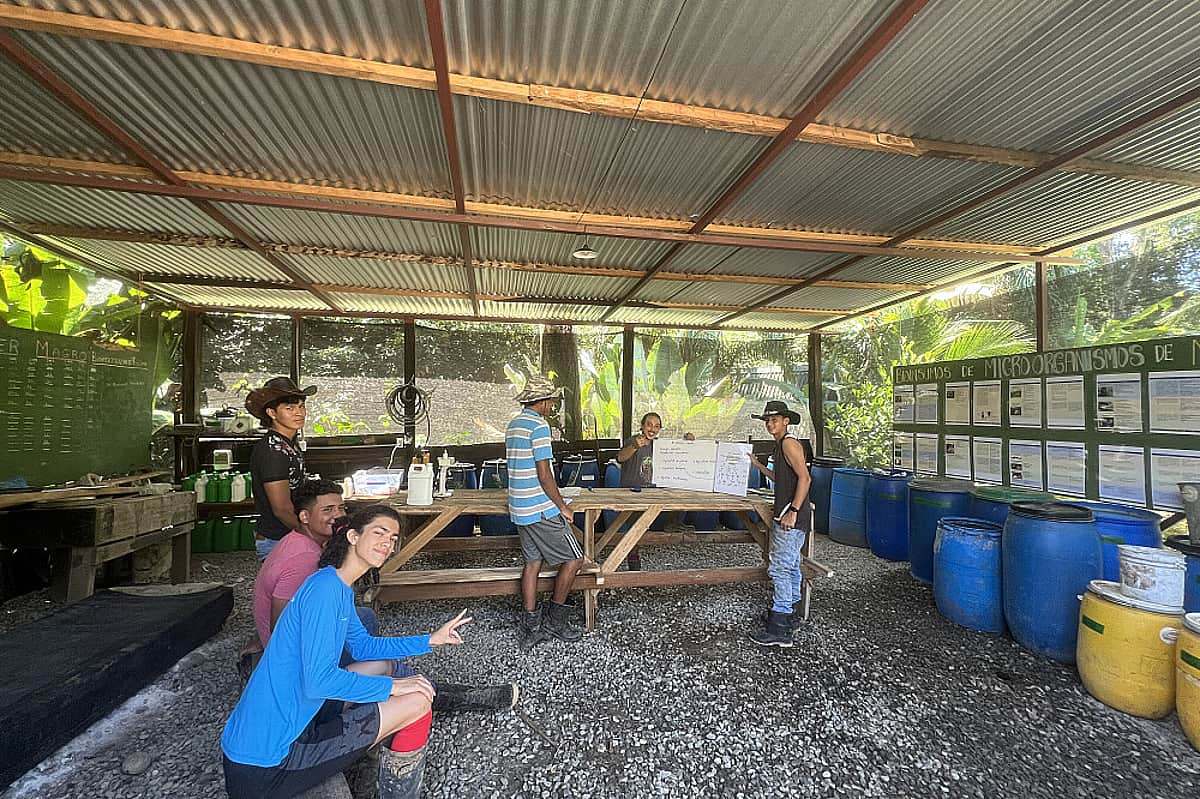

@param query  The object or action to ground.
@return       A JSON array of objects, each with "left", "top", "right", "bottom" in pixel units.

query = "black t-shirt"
[
  {"left": 772, "top": 435, "right": 811, "bottom": 532},
  {"left": 250, "top": 430, "right": 306, "bottom": 540},
  {"left": 618, "top": 436, "right": 654, "bottom": 488}
]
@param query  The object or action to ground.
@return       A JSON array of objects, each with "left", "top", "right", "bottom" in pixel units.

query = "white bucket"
[{"left": 1118, "top": 545, "right": 1186, "bottom": 608}]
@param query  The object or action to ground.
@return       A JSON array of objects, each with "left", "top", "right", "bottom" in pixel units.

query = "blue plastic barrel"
[
  {"left": 866, "top": 470, "right": 911, "bottom": 560},
  {"left": 559, "top": 455, "right": 599, "bottom": 530},
  {"left": 810, "top": 456, "right": 845, "bottom": 535},
  {"left": 721, "top": 467, "right": 763, "bottom": 530},
  {"left": 440, "top": 463, "right": 478, "bottom": 536},
  {"left": 828, "top": 468, "right": 872, "bottom": 548},
  {"left": 1003, "top": 502, "right": 1101, "bottom": 663},
  {"left": 1166, "top": 536, "right": 1200, "bottom": 613},
  {"left": 1067, "top": 501, "right": 1163, "bottom": 581},
  {"left": 479, "top": 459, "right": 516, "bottom": 536},
  {"left": 934, "top": 517, "right": 1005, "bottom": 633},
  {"left": 968, "top": 485, "right": 1054, "bottom": 527},
  {"left": 908, "top": 477, "right": 974, "bottom": 584}
]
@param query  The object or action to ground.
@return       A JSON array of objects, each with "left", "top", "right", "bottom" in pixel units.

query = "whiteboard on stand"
[{"left": 651, "top": 439, "right": 753, "bottom": 497}]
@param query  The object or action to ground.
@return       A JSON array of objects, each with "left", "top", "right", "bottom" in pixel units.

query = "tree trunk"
[{"left": 541, "top": 324, "right": 582, "bottom": 440}]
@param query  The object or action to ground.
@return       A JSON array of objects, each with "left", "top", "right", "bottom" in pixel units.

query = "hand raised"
[{"left": 430, "top": 608, "right": 472, "bottom": 646}]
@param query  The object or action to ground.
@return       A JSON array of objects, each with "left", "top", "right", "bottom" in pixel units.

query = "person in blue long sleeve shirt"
[{"left": 221, "top": 505, "right": 471, "bottom": 799}]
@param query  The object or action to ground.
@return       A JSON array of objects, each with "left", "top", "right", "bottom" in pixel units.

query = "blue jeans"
[
  {"left": 254, "top": 537, "right": 278, "bottom": 563},
  {"left": 768, "top": 523, "right": 806, "bottom": 614}
]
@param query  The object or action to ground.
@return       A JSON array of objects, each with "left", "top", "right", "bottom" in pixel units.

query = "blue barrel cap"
[{"left": 1010, "top": 501, "right": 1094, "bottom": 522}]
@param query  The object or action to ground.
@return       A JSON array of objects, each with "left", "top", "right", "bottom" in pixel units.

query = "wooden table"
[{"left": 363, "top": 488, "right": 830, "bottom": 629}]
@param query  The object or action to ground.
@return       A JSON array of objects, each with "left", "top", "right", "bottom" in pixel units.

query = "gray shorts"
[{"left": 517, "top": 513, "right": 583, "bottom": 565}]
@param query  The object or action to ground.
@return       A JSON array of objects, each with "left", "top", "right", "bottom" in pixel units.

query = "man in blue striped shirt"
[{"left": 505, "top": 374, "right": 584, "bottom": 649}]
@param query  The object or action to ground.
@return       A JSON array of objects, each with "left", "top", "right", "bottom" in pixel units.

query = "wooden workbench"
[{"left": 362, "top": 488, "right": 830, "bottom": 629}]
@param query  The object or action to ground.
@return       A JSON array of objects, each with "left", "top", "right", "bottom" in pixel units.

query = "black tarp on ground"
[{"left": 0, "top": 584, "right": 233, "bottom": 789}]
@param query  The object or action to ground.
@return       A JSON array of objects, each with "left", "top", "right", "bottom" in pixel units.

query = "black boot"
[
  {"left": 378, "top": 744, "right": 425, "bottom": 799},
  {"left": 517, "top": 606, "right": 548, "bottom": 652},
  {"left": 749, "top": 611, "right": 794, "bottom": 648},
  {"left": 761, "top": 603, "right": 802, "bottom": 630},
  {"left": 432, "top": 682, "right": 520, "bottom": 713},
  {"left": 544, "top": 600, "right": 584, "bottom": 642}
]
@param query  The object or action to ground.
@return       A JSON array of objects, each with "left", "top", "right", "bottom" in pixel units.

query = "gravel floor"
[{"left": 3, "top": 537, "right": 1198, "bottom": 798}]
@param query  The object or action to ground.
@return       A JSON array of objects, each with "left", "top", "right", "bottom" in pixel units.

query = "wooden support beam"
[
  {"left": 1, "top": 6, "right": 1195, "bottom": 189},
  {"left": 621, "top": 327, "right": 634, "bottom": 441},
  {"left": 807, "top": 332, "right": 824, "bottom": 458},
  {"left": 290, "top": 316, "right": 302, "bottom": 383},
  {"left": 1034, "top": 260, "right": 1049, "bottom": 352},
  {"left": 181, "top": 309, "right": 201, "bottom": 425},
  {"left": 402, "top": 319, "right": 416, "bottom": 447}
]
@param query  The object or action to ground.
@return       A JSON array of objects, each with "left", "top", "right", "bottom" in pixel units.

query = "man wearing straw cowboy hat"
[
  {"left": 505, "top": 374, "right": 585, "bottom": 650},
  {"left": 246, "top": 377, "right": 317, "bottom": 563}
]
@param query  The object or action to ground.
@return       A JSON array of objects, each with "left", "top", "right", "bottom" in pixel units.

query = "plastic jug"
[
  {"left": 231, "top": 473, "right": 247, "bottom": 503},
  {"left": 194, "top": 472, "right": 209, "bottom": 503},
  {"left": 407, "top": 463, "right": 434, "bottom": 506}
]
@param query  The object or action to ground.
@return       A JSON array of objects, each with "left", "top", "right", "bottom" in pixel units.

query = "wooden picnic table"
[{"left": 361, "top": 488, "right": 831, "bottom": 630}]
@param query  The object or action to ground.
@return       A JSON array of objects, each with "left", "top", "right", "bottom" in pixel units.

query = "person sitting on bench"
[{"left": 223, "top": 505, "right": 480, "bottom": 799}]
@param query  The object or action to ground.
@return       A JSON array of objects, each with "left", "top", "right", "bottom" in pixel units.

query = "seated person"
[
  {"left": 223, "top": 506, "right": 474, "bottom": 799},
  {"left": 614, "top": 413, "right": 697, "bottom": 565}
]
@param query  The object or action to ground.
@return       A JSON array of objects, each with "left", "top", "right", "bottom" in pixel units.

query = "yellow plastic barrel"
[
  {"left": 1179, "top": 613, "right": 1200, "bottom": 751},
  {"left": 1076, "top": 580, "right": 1182, "bottom": 720}
]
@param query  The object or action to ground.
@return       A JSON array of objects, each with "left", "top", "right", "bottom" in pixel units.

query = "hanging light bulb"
[{"left": 571, "top": 237, "right": 598, "bottom": 260}]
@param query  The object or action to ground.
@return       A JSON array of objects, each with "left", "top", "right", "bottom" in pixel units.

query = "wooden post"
[
  {"left": 621, "top": 326, "right": 634, "bottom": 441},
  {"left": 808, "top": 332, "right": 824, "bottom": 457},
  {"left": 290, "top": 316, "right": 302, "bottom": 382},
  {"left": 403, "top": 319, "right": 417, "bottom": 447},
  {"left": 181, "top": 310, "right": 202, "bottom": 424},
  {"left": 1034, "top": 260, "right": 1049, "bottom": 352}
]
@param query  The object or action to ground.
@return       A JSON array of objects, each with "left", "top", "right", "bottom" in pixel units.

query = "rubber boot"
[
  {"left": 749, "top": 611, "right": 794, "bottom": 648},
  {"left": 432, "top": 682, "right": 520, "bottom": 713},
  {"left": 544, "top": 600, "right": 584, "bottom": 642},
  {"left": 761, "top": 603, "right": 802, "bottom": 630},
  {"left": 517, "top": 606, "right": 548, "bottom": 652},
  {"left": 344, "top": 745, "right": 379, "bottom": 799},
  {"left": 378, "top": 744, "right": 425, "bottom": 799}
]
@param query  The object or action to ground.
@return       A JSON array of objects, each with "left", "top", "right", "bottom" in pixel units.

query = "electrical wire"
[{"left": 384, "top": 380, "right": 431, "bottom": 468}]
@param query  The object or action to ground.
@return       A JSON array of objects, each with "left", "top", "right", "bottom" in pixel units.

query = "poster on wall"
[
  {"left": 1149, "top": 371, "right": 1200, "bottom": 434},
  {"left": 893, "top": 433, "right": 915, "bottom": 471},
  {"left": 944, "top": 435, "right": 971, "bottom": 479},
  {"left": 1008, "top": 440, "right": 1044, "bottom": 490},
  {"left": 944, "top": 382, "right": 970, "bottom": 424},
  {"left": 1149, "top": 448, "right": 1200, "bottom": 510},
  {"left": 1046, "top": 376, "right": 1085, "bottom": 429},
  {"left": 1098, "top": 445, "right": 1146, "bottom": 505},
  {"left": 1046, "top": 441, "right": 1087, "bottom": 495},
  {"left": 972, "top": 381, "right": 1002, "bottom": 426},
  {"left": 916, "top": 384, "right": 939, "bottom": 424},
  {"left": 893, "top": 385, "right": 915, "bottom": 422},
  {"left": 972, "top": 437, "right": 1003, "bottom": 483},
  {"left": 1095, "top": 373, "right": 1143, "bottom": 433},
  {"left": 1008, "top": 378, "right": 1043, "bottom": 428},
  {"left": 916, "top": 433, "right": 939, "bottom": 476}
]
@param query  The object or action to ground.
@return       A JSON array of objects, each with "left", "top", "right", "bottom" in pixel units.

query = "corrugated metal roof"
[
  {"left": 821, "top": 0, "right": 1200, "bottom": 154},
  {"left": 475, "top": 268, "right": 634, "bottom": 301},
  {"left": 666, "top": 245, "right": 842, "bottom": 278},
  {"left": 214, "top": 202, "right": 461, "bottom": 253},
  {"left": 470, "top": 226, "right": 669, "bottom": 270},
  {"left": 771, "top": 285, "right": 906, "bottom": 311},
  {"left": 1091, "top": 103, "right": 1200, "bottom": 173},
  {"left": 54, "top": 237, "right": 291, "bottom": 281},
  {"left": 607, "top": 306, "right": 726, "bottom": 327},
  {"left": 477, "top": 300, "right": 607, "bottom": 323},
  {"left": 632, "top": 280, "right": 776, "bottom": 308},
  {"left": 923, "top": 173, "right": 1198, "bottom": 246},
  {"left": 15, "top": 31, "right": 451, "bottom": 196},
  {"left": 446, "top": 0, "right": 892, "bottom": 118},
  {"left": 281, "top": 253, "right": 468, "bottom": 293},
  {"left": 147, "top": 283, "right": 325, "bottom": 310},
  {"left": 834, "top": 256, "right": 990, "bottom": 285},
  {"left": 718, "top": 141, "right": 1023, "bottom": 234},
  {"left": 456, "top": 96, "right": 760, "bottom": 219},
  {"left": 19, "top": 0, "right": 434, "bottom": 66},
  {"left": 732, "top": 312, "right": 832, "bottom": 330},
  {"left": 0, "top": 180, "right": 230, "bottom": 235}
]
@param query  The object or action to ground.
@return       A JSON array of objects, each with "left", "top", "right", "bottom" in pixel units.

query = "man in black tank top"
[{"left": 746, "top": 401, "right": 812, "bottom": 648}]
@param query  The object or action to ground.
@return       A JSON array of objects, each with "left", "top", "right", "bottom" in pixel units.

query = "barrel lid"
[
  {"left": 1009, "top": 501, "right": 1094, "bottom": 522},
  {"left": 1086, "top": 580, "right": 1184, "bottom": 615},
  {"left": 870, "top": 469, "right": 912, "bottom": 481},
  {"left": 1185, "top": 612, "right": 1200, "bottom": 635},
  {"left": 970, "top": 485, "right": 1053, "bottom": 504},
  {"left": 1067, "top": 500, "right": 1162, "bottom": 524},
  {"left": 812, "top": 456, "right": 845, "bottom": 467},
  {"left": 909, "top": 477, "right": 974, "bottom": 493},
  {"left": 937, "top": 516, "right": 1003, "bottom": 537},
  {"left": 1166, "top": 534, "right": 1200, "bottom": 557}
]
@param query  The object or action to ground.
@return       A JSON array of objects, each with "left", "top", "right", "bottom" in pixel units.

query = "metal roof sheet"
[
  {"left": 475, "top": 268, "right": 634, "bottom": 302},
  {"left": 666, "top": 245, "right": 843, "bottom": 279},
  {"left": 147, "top": 283, "right": 325, "bottom": 310},
  {"left": 19, "top": 0, "right": 434, "bottom": 65},
  {"left": 281, "top": 253, "right": 468, "bottom": 293},
  {"left": 632, "top": 280, "right": 776, "bottom": 308},
  {"left": 456, "top": 96, "right": 761, "bottom": 219},
  {"left": 821, "top": 0, "right": 1200, "bottom": 154},
  {"left": 53, "top": 237, "right": 291, "bottom": 281},
  {"left": 329, "top": 293, "right": 473, "bottom": 317},
  {"left": 718, "top": 142, "right": 1023, "bottom": 234},
  {"left": 731, "top": 312, "right": 832, "bottom": 330},
  {"left": 476, "top": 299, "right": 607, "bottom": 323},
  {"left": 1091, "top": 103, "right": 1200, "bottom": 173},
  {"left": 470, "top": 226, "right": 670, "bottom": 271},
  {"left": 445, "top": 0, "right": 891, "bottom": 118},
  {"left": 770, "top": 285, "right": 907, "bottom": 311},
  {"left": 15, "top": 31, "right": 451, "bottom": 196},
  {"left": 607, "top": 306, "right": 726, "bottom": 327},
  {"left": 834, "top": 256, "right": 990, "bottom": 286},
  {"left": 0, "top": 180, "right": 230, "bottom": 235},
  {"left": 213, "top": 202, "right": 461, "bottom": 253}
]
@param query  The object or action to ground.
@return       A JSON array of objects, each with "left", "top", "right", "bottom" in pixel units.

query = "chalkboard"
[
  {"left": 0, "top": 325, "right": 156, "bottom": 487},
  {"left": 892, "top": 335, "right": 1200, "bottom": 511}
]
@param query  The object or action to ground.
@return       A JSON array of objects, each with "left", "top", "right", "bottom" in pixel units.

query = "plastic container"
[
  {"left": 1069, "top": 501, "right": 1164, "bottom": 581},
  {"left": 190, "top": 518, "right": 214, "bottom": 553},
  {"left": 1178, "top": 613, "right": 1200, "bottom": 751},
  {"left": 908, "top": 477, "right": 974, "bottom": 584},
  {"left": 968, "top": 485, "right": 1054, "bottom": 527},
  {"left": 1003, "top": 502, "right": 1101, "bottom": 663},
  {"left": 1077, "top": 580, "right": 1182, "bottom": 719},
  {"left": 1118, "top": 544, "right": 1187, "bottom": 608},
  {"left": 866, "top": 470, "right": 911, "bottom": 561},
  {"left": 828, "top": 467, "right": 872, "bottom": 548},
  {"left": 1166, "top": 535, "right": 1200, "bottom": 613},
  {"left": 933, "top": 517, "right": 1005, "bottom": 633},
  {"left": 559, "top": 455, "right": 599, "bottom": 531},
  {"left": 194, "top": 473, "right": 209, "bottom": 503},
  {"left": 211, "top": 517, "right": 238, "bottom": 553},
  {"left": 479, "top": 459, "right": 516, "bottom": 536},
  {"left": 810, "top": 456, "right": 846, "bottom": 535},
  {"left": 237, "top": 517, "right": 257, "bottom": 551}
]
